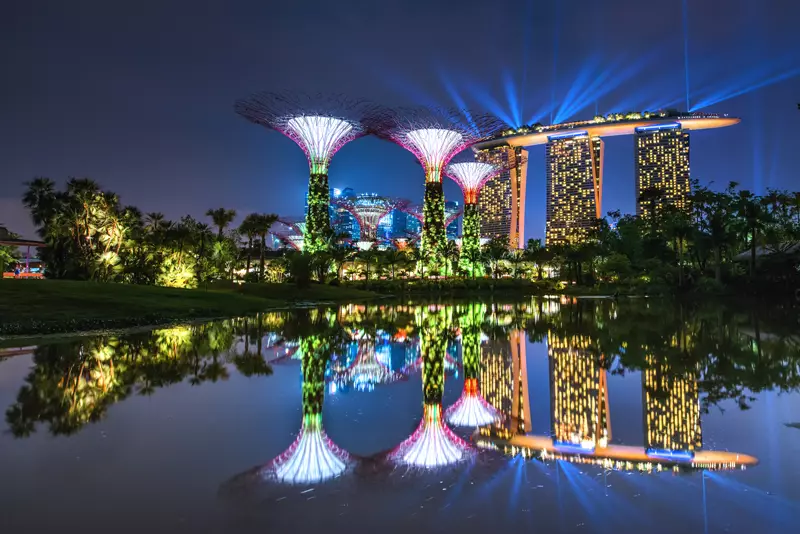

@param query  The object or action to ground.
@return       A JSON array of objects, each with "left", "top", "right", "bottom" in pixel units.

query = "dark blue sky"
[{"left": 1, "top": 0, "right": 798, "bottom": 241}]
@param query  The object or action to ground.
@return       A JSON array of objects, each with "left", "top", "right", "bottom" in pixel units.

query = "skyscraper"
[
  {"left": 445, "top": 200, "right": 461, "bottom": 241},
  {"left": 548, "top": 332, "right": 610, "bottom": 449},
  {"left": 331, "top": 187, "right": 358, "bottom": 240},
  {"left": 635, "top": 123, "right": 691, "bottom": 217},
  {"left": 475, "top": 146, "right": 528, "bottom": 248},
  {"left": 642, "top": 356, "right": 702, "bottom": 453},
  {"left": 545, "top": 132, "right": 604, "bottom": 247}
]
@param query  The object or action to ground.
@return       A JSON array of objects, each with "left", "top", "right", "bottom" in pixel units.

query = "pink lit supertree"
[
  {"left": 333, "top": 194, "right": 396, "bottom": 250},
  {"left": 370, "top": 108, "right": 503, "bottom": 272},
  {"left": 235, "top": 92, "right": 377, "bottom": 253},
  {"left": 388, "top": 305, "right": 473, "bottom": 468}
]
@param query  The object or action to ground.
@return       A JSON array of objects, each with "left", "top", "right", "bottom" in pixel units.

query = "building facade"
[
  {"left": 475, "top": 146, "right": 528, "bottom": 248},
  {"left": 545, "top": 133, "right": 604, "bottom": 247},
  {"left": 634, "top": 123, "right": 691, "bottom": 217}
]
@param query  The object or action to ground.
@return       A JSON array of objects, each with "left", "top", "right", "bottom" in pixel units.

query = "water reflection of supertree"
[
  {"left": 446, "top": 303, "right": 502, "bottom": 427},
  {"left": 262, "top": 335, "right": 353, "bottom": 484},
  {"left": 389, "top": 305, "right": 472, "bottom": 468}
]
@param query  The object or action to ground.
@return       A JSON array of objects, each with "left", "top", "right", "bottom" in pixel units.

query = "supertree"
[
  {"left": 445, "top": 161, "right": 506, "bottom": 275},
  {"left": 445, "top": 303, "right": 502, "bottom": 427},
  {"left": 333, "top": 194, "right": 395, "bottom": 250},
  {"left": 388, "top": 305, "right": 473, "bottom": 468},
  {"left": 235, "top": 92, "right": 376, "bottom": 254},
  {"left": 272, "top": 218, "right": 306, "bottom": 251},
  {"left": 371, "top": 108, "right": 503, "bottom": 272},
  {"left": 260, "top": 319, "right": 354, "bottom": 484}
]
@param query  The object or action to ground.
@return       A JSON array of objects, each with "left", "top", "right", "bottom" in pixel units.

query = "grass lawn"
[{"left": 0, "top": 279, "right": 382, "bottom": 337}]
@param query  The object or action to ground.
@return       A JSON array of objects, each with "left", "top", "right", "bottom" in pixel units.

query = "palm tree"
[
  {"left": 442, "top": 240, "right": 459, "bottom": 279},
  {"left": 382, "top": 248, "right": 405, "bottom": 280},
  {"left": 253, "top": 213, "right": 278, "bottom": 282},
  {"left": 506, "top": 249, "right": 526, "bottom": 279},
  {"left": 206, "top": 208, "right": 237, "bottom": 239},
  {"left": 238, "top": 214, "right": 260, "bottom": 278},
  {"left": 736, "top": 190, "right": 770, "bottom": 278},
  {"left": 462, "top": 247, "right": 483, "bottom": 280},
  {"left": 22, "top": 177, "right": 58, "bottom": 230},
  {"left": 483, "top": 238, "right": 508, "bottom": 279}
]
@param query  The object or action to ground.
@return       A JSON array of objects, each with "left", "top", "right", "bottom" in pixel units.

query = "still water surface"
[{"left": 1, "top": 298, "right": 799, "bottom": 533}]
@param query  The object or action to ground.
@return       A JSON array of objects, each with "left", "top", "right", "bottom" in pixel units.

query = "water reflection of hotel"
[
  {"left": 643, "top": 355, "right": 702, "bottom": 454},
  {"left": 548, "top": 332, "right": 610, "bottom": 450},
  {"left": 480, "top": 329, "right": 530, "bottom": 434}
]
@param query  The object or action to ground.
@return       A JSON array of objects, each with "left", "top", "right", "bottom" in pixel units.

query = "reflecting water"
[{"left": 1, "top": 298, "right": 799, "bottom": 533}]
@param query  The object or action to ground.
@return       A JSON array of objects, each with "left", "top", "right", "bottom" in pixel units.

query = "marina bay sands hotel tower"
[{"left": 474, "top": 111, "right": 739, "bottom": 247}]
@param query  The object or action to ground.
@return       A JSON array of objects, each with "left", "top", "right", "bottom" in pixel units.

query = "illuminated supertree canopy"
[
  {"left": 389, "top": 305, "right": 473, "bottom": 468},
  {"left": 445, "top": 162, "right": 505, "bottom": 275},
  {"left": 235, "top": 92, "right": 377, "bottom": 254},
  {"left": 261, "top": 332, "right": 353, "bottom": 485},
  {"left": 446, "top": 303, "right": 502, "bottom": 428},
  {"left": 333, "top": 194, "right": 395, "bottom": 247},
  {"left": 370, "top": 108, "right": 504, "bottom": 272}
]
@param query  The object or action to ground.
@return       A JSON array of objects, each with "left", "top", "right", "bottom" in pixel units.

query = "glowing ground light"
[
  {"left": 285, "top": 116, "right": 356, "bottom": 174},
  {"left": 405, "top": 129, "right": 464, "bottom": 182},
  {"left": 446, "top": 162, "right": 502, "bottom": 204},
  {"left": 445, "top": 378, "right": 503, "bottom": 428},
  {"left": 389, "top": 404, "right": 472, "bottom": 468},
  {"left": 263, "top": 414, "right": 352, "bottom": 484}
]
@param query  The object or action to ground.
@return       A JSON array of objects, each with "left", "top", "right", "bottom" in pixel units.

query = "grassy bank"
[{"left": 0, "top": 280, "right": 382, "bottom": 337}]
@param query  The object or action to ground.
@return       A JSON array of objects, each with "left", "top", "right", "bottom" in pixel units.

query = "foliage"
[
  {"left": 305, "top": 172, "right": 331, "bottom": 254},
  {"left": 459, "top": 203, "right": 483, "bottom": 276},
  {"left": 421, "top": 182, "right": 446, "bottom": 272}
]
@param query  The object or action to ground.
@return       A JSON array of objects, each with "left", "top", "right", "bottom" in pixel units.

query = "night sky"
[{"left": 2, "top": 0, "right": 798, "bottom": 241}]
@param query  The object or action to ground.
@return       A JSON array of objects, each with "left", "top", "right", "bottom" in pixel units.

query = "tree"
[
  {"left": 442, "top": 240, "right": 459, "bottom": 279},
  {"left": 238, "top": 214, "right": 260, "bottom": 278},
  {"left": 735, "top": 190, "right": 770, "bottom": 278},
  {"left": 483, "top": 238, "right": 508, "bottom": 279},
  {"left": 206, "top": 208, "right": 237, "bottom": 240},
  {"left": 249, "top": 214, "right": 278, "bottom": 282},
  {"left": 381, "top": 248, "right": 405, "bottom": 280}
]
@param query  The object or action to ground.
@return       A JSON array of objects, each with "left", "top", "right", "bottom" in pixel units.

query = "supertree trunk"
[
  {"left": 305, "top": 173, "right": 331, "bottom": 254},
  {"left": 459, "top": 202, "right": 482, "bottom": 276},
  {"left": 421, "top": 182, "right": 446, "bottom": 273}
]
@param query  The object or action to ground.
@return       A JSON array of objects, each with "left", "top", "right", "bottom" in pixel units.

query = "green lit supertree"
[
  {"left": 263, "top": 330, "right": 353, "bottom": 485},
  {"left": 235, "top": 92, "right": 377, "bottom": 254},
  {"left": 389, "top": 304, "right": 473, "bottom": 468},
  {"left": 445, "top": 161, "right": 508, "bottom": 276},
  {"left": 372, "top": 108, "right": 503, "bottom": 273}
]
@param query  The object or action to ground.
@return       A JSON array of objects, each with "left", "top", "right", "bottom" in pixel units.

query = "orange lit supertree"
[
  {"left": 445, "top": 303, "right": 502, "bottom": 427},
  {"left": 369, "top": 108, "right": 503, "bottom": 273},
  {"left": 445, "top": 161, "right": 506, "bottom": 275},
  {"left": 235, "top": 92, "right": 378, "bottom": 254}
]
